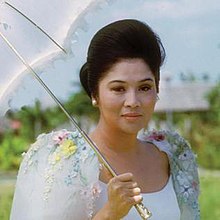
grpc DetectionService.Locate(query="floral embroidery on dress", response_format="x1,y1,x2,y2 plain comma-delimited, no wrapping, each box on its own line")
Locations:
43,130,79,200
53,130,69,144
145,130,166,141
20,129,199,219
48,139,77,164
21,133,47,173
176,170,195,202
80,181,102,218
43,130,89,200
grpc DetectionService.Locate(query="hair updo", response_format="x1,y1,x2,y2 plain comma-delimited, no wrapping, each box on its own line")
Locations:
80,19,165,98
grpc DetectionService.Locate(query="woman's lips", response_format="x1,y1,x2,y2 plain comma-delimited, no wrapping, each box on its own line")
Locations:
121,113,142,120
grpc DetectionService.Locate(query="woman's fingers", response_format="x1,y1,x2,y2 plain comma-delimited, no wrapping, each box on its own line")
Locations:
108,174,138,190
117,172,134,181
129,187,141,196
108,173,134,185
121,187,142,200
108,173,142,201
127,194,143,205
106,172,143,218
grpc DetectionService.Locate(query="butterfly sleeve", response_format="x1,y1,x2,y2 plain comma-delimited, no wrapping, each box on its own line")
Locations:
10,130,100,220
165,131,200,220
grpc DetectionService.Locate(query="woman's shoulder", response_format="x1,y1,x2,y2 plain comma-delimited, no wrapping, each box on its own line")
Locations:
139,129,199,190
11,129,101,219
19,129,100,192
139,129,200,217
139,129,196,159
22,129,96,168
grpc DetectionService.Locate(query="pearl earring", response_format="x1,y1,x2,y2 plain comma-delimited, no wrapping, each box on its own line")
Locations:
92,99,97,106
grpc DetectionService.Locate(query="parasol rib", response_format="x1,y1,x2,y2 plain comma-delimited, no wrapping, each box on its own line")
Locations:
5,1,67,54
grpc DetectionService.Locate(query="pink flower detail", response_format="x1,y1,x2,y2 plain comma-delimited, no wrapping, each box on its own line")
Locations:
147,131,165,141
53,130,68,144
92,182,101,197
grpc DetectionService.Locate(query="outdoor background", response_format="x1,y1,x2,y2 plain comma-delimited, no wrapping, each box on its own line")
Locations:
0,0,220,219
1,81,220,219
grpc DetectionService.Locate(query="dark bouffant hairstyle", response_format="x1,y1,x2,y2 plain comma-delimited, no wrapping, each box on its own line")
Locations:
80,19,165,97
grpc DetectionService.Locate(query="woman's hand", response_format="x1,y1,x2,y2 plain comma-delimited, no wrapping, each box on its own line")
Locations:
104,172,142,219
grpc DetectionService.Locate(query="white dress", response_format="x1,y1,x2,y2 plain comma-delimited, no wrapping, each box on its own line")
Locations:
10,130,200,220
94,176,180,220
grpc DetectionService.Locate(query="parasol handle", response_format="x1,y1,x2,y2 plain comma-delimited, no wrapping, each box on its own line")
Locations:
0,30,152,219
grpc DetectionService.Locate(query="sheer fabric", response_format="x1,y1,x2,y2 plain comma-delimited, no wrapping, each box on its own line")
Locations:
10,129,200,220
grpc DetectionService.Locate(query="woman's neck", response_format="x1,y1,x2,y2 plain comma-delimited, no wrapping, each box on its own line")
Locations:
89,122,140,154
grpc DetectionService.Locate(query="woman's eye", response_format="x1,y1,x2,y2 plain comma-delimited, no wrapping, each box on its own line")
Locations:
140,86,151,92
111,87,125,92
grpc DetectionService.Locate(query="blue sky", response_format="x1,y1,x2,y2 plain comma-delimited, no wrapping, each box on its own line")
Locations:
79,0,220,83
53,0,220,100
1,0,220,113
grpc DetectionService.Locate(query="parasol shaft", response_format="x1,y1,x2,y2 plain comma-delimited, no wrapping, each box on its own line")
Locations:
0,30,152,219
0,30,115,175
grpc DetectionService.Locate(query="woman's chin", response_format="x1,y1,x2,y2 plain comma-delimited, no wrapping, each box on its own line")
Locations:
119,124,145,135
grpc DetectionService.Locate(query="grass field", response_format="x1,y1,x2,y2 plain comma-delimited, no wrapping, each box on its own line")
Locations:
199,175,220,219
0,174,220,219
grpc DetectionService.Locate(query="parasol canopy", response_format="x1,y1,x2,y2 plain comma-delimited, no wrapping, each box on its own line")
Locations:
0,1,152,218
0,0,106,115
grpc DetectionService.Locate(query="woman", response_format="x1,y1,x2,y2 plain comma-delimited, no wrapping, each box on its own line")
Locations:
10,19,200,220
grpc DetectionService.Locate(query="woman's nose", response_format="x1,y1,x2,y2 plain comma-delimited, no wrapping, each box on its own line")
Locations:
124,90,140,108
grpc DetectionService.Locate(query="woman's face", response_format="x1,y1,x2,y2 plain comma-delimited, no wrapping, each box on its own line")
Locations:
96,58,157,135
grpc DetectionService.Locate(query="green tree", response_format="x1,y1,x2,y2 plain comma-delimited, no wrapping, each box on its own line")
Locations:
206,82,220,124
65,89,99,122
181,82,220,169
14,101,51,141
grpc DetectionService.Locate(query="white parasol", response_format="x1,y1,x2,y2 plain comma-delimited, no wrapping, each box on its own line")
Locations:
0,0,152,218
0,0,106,115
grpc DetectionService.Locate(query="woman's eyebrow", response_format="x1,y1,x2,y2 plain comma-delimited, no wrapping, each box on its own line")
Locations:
139,78,154,82
109,78,154,84
108,80,126,84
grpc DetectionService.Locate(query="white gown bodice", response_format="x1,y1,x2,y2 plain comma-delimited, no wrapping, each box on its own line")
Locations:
94,176,181,219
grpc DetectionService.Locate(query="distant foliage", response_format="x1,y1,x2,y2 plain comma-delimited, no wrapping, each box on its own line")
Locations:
65,89,99,123
172,82,220,169
0,83,220,170
206,82,220,124
194,82,220,169
0,133,29,170
0,87,97,171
